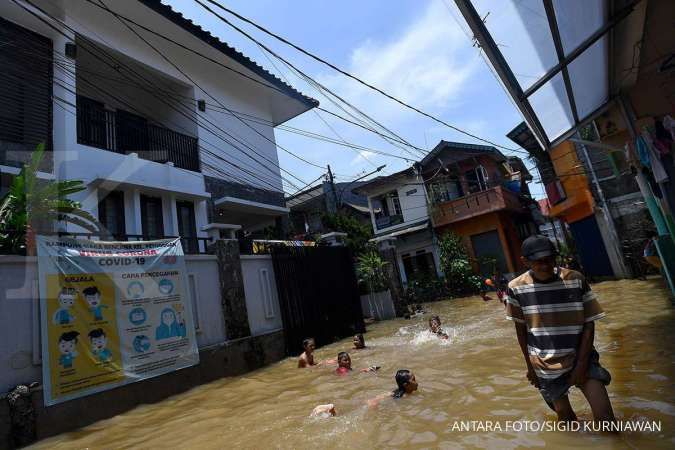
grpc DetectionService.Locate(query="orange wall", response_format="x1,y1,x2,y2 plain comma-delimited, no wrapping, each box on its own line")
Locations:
547,141,595,223
437,211,523,273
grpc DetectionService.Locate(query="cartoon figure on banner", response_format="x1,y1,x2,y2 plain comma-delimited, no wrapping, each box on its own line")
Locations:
83,286,108,321
88,328,112,362
155,306,187,340
52,287,77,325
58,331,79,368
127,281,145,299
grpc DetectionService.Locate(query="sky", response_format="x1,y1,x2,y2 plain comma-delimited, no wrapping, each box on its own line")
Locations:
165,0,547,199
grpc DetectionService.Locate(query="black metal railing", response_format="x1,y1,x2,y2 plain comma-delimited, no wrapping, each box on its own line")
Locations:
375,214,403,230
76,98,200,172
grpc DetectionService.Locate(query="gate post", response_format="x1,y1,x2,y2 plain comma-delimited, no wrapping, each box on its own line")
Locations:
210,239,251,340
375,238,407,317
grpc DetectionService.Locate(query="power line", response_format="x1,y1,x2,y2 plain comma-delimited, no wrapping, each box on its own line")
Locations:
197,0,528,154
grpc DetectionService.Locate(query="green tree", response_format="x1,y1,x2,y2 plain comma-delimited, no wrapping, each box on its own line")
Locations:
438,232,481,296
0,144,99,254
321,212,373,255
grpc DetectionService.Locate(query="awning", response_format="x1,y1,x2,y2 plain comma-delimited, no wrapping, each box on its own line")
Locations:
454,0,643,150
372,221,430,240
214,196,289,216
214,196,289,230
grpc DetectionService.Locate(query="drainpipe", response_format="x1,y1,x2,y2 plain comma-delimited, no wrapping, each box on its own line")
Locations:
576,134,630,278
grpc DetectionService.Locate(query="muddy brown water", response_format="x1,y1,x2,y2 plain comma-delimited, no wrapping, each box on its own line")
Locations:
33,278,675,449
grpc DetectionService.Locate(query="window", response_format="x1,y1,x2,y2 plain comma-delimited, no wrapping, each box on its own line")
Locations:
372,190,403,229
176,200,197,253
140,195,164,239
98,191,126,239
0,17,52,167
77,96,109,150
465,166,489,194
429,178,463,203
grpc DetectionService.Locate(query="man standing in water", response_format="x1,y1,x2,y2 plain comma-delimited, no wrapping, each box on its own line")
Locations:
505,235,615,423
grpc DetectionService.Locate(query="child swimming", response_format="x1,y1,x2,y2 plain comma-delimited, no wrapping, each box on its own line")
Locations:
335,351,379,375
367,369,418,406
428,315,449,339
298,338,336,368
298,338,317,368
353,334,366,350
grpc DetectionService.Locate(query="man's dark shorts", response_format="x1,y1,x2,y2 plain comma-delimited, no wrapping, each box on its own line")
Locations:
539,350,611,409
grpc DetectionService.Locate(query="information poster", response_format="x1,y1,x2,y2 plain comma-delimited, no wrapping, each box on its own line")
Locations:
37,236,199,406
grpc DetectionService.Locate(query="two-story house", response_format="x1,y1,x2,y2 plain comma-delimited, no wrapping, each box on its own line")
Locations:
421,141,538,278
0,0,316,253
354,167,442,285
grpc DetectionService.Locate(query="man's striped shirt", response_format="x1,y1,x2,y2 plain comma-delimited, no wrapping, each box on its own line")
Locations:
505,268,605,379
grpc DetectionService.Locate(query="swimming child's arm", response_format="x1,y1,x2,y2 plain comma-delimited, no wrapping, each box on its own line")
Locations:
366,392,390,408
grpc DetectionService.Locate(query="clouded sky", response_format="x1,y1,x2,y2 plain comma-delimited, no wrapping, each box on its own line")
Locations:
165,0,546,198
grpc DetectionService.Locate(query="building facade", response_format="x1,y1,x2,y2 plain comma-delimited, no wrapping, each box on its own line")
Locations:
0,0,316,253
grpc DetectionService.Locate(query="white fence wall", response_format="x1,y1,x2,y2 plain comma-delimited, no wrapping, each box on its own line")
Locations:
0,257,41,393
185,255,227,348
241,255,283,336
0,254,227,393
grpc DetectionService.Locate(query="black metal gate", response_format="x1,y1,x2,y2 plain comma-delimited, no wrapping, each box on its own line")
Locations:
271,245,365,355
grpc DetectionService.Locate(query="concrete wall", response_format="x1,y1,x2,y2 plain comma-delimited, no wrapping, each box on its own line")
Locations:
360,290,396,321
241,255,283,336
0,255,227,394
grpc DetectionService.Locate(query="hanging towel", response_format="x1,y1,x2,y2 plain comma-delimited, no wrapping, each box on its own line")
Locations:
641,130,669,183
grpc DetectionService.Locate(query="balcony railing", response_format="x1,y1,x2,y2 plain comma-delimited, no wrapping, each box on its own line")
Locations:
375,214,404,230
431,185,523,227
76,99,200,172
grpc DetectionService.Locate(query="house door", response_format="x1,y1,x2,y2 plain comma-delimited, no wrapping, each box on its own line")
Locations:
568,215,613,277
176,200,197,253
98,190,126,239
140,195,164,239
471,230,508,277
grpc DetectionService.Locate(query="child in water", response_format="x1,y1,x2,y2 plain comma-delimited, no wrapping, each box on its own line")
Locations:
297,338,336,368
367,369,419,406
335,351,379,375
298,338,317,367
428,315,449,339
353,333,366,350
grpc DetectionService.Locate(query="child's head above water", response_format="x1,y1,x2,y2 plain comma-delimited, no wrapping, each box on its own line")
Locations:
353,334,365,349
429,315,441,332
336,351,351,369
302,338,315,353
393,369,418,398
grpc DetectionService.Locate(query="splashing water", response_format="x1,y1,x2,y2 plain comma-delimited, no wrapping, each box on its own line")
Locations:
31,278,675,449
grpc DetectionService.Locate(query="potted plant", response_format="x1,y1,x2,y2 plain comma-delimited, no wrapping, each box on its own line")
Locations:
356,250,389,319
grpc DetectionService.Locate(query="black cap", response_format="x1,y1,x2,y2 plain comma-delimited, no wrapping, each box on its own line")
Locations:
522,235,556,261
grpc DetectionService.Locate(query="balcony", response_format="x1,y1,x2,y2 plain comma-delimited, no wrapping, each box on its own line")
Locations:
375,214,404,230
76,98,200,172
431,185,524,227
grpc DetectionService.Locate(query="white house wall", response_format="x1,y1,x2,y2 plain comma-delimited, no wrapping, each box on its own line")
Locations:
366,177,430,235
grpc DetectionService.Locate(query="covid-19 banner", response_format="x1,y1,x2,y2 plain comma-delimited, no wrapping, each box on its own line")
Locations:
36,236,199,406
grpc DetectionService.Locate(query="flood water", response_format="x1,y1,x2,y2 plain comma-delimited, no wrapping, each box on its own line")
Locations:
34,278,675,449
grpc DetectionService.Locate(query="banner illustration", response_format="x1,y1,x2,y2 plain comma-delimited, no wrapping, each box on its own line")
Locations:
37,237,199,406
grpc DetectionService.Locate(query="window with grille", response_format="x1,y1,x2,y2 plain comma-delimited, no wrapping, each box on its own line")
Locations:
0,17,53,169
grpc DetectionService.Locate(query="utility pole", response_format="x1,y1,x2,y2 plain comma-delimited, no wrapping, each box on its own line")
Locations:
326,164,337,214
